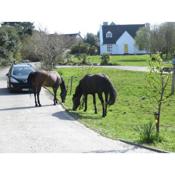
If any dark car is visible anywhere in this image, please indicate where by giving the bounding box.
[6,63,35,92]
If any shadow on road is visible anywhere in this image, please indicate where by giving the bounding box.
[0,104,53,111]
[83,145,143,153]
[52,111,76,121]
[0,87,30,96]
[52,110,102,121]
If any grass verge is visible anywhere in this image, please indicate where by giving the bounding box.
[56,67,175,152]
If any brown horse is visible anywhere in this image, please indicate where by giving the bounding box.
[27,70,67,107]
[72,74,117,117]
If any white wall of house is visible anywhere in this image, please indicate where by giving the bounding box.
[100,44,117,54]
[99,26,105,54]
[100,29,147,55]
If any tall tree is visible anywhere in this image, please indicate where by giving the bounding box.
[135,22,175,59]
[84,33,98,46]
[84,33,98,55]
[135,25,151,52]
[159,22,175,59]
[0,26,21,63]
[2,22,34,39]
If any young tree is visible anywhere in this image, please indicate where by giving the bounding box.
[27,30,75,69]
[146,54,172,134]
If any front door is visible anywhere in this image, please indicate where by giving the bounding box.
[124,44,128,54]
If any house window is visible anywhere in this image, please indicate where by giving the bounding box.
[107,44,112,53]
[106,31,112,38]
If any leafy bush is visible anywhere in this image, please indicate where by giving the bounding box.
[100,53,110,65]
[0,58,10,66]
[70,43,89,54]
[88,45,98,55]
[77,54,88,64]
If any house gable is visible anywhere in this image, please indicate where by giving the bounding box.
[116,31,136,54]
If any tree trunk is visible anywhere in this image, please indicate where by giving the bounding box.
[155,112,160,133]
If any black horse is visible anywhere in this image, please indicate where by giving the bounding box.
[27,70,67,107]
[72,74,117,117]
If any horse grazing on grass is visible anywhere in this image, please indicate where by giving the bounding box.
[72,74,117,117]
[27,70,67,107]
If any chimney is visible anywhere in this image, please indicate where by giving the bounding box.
[103,22,108,26]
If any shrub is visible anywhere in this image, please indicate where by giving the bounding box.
[100,53,110,65]
[0,58,10,66]
[77,54,88,64]
[88,45,98,55]
[70,43,89,55]
[134,121,158,144]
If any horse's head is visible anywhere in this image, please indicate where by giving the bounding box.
[72,94,80,111]
[60,90,67,103]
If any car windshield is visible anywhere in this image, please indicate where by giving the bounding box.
[12,66,34,76]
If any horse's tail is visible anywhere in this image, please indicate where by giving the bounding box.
[27,72,35,93]
[106,77,117,105]
[60,77,66,92]
[60,76,67,102]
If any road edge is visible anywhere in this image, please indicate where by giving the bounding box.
[45,88,169,153]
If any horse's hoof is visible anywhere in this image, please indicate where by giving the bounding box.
[39,104,42,107]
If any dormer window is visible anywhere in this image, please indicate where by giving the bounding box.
[106,31,112,38]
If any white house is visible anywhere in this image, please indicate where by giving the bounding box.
[99,22,147,55]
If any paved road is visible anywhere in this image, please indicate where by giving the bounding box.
[56,65,149,72]
[0,67,153,153]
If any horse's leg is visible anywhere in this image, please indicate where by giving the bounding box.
[37,87,42,107]
[98,93,105,117]
[79,95,84,110]
[83,94,87,112]
[34,89,38,107]
[104,92,109,116]
[93,94,97,114]
[53,87,58,105]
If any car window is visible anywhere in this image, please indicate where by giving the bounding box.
[12,66,34,76]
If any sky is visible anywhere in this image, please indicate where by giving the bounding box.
[0,0,175,36]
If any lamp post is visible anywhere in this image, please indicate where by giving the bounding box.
[171,56,175,95]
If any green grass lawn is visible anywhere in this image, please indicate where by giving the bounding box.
[70,54,172,67]
[71,55,150,66]
[90,55,150,66]
[56,67,175,152]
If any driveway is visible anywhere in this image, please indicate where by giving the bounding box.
[56,65,148,72]
[0,67,154,153]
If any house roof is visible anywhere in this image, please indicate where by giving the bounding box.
[59,32,83,39]
[102,24,145,44]
[49,32,83,40]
